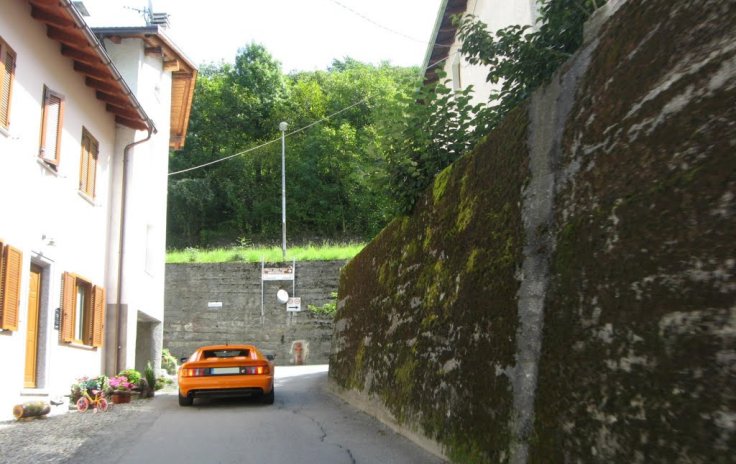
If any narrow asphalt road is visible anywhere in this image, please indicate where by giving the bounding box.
[69,365,446,464]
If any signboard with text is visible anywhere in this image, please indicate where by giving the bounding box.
[262,266,295,281]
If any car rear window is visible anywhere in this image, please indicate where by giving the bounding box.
[202,349,250,359]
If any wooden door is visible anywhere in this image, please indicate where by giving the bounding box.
[24,266,42,388]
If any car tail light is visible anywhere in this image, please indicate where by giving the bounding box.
[242,365,269,375]
[182,368,205,377]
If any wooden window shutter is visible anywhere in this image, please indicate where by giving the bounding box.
[79,129,98,197]
[0,244,22,331]
[0,41,15,129]
[0,241,3,308]
[79,135,90,192]
[91,285,105,347]
[60,272,75,343]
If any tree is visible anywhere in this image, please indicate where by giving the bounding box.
[384,0,607,214]
[167,52,418,248]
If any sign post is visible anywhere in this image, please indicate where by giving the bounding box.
[261,258,297,321]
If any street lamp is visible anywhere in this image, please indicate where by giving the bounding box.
[279,121,288,259]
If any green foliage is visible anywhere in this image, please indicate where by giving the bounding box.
[166,242,364,263]
[118,368,142,385]
[168,49,418,249]
[385,0,606,214]
[456,0,605,118]
[70,375,108,403]
[155,376,174,391]
[307,292,338,316]
[140,362,156,398]
[161,348,178,375]
[385,74,488,214]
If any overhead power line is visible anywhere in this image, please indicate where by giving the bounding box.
[327,0,451,48]
[168,97,370,176]
[167,49,458,178]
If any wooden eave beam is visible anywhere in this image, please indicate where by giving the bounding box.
[145,46,163,56]
[73,61,109,80]
[163,60,180,72]
[85,76,121,95]
[47,25,88,49]
[115,115,148,131]
[445,5,466,17]
[61,44,100,65]
[30,5,75,28]
[95,91,132,108]
[105,103,141,121]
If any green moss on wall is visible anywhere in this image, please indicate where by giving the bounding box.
[332,106,530,463]
[531,0,736,462]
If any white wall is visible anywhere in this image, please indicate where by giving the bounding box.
[102,36,173,371]
[438,0,538,108]
[0,0,119,419]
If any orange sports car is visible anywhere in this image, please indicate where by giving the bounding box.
[177,344,275,406]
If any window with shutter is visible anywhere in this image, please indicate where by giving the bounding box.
[60,272,104,347]
[0,243,22,331]
[79,129,98,198]
[0,37,16,129]
[39,87,64,167]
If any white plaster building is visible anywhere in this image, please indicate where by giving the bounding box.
[423,0,539,107]
[0,0,195,420]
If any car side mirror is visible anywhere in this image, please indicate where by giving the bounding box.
[266,354,275,361]
[180,357,188,363]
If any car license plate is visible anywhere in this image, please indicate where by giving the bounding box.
[210,367,240,375]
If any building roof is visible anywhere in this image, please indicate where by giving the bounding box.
[92,27,198,150]
[421,0,468,85]
[27,0,155,132]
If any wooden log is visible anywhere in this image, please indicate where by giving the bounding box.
[13,401,51,420]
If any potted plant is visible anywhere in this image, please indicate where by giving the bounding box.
[108,375,133,404]
[70,375,108,408]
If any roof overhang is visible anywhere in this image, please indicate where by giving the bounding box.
[421,0,468,85]
[93,27,198,150]
[27,0,155,132]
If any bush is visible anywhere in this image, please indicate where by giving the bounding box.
[155,376,174,391]
[162,348,178,375]
[118,368,142,385]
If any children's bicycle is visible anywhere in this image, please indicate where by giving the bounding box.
[76,389,109,412]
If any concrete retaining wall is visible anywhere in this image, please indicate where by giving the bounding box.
[329,1,736,462]
[164,260,344,364]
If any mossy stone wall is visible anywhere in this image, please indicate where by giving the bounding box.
[331,107,530,463]
[331,0,735,463]
[531,0,736,462]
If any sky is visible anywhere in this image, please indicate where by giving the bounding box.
[81,0,444,73]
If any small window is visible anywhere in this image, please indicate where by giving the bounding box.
[39,86,64,168]
[79,128,98,198]
[60,272,105,347]
[0,37,16,130]
[451,54,462,92]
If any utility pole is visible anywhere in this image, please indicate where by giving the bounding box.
[279,121,288,259]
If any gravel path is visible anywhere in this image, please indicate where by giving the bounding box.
[0,395,166,464]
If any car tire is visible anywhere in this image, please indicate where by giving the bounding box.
[178,391,193,406]
[262,388,275,405]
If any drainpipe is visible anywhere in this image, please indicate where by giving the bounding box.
[115,128,154,374]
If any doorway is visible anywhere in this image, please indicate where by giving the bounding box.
[24,265,42,388]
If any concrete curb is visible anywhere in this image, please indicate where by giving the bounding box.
[325,379,449,463]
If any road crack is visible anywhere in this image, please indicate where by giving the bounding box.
[291,408,356,464]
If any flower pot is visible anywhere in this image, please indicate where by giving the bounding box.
[111,391,132,404]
